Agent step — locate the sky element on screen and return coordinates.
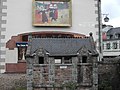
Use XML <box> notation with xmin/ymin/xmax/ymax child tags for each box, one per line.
<box><xmin>101</xmin><ymin>0</ymin><xmax>120</xmax><ymax>27</ymax></box>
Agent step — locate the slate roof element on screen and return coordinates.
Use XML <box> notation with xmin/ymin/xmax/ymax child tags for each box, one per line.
<box><xmin>104</xmin><ymin>27</ymin><xmax>120</xmax><ymax>40</ymax></box>
<box><xmin>30</xmin><ymin>37</ymin><xmax>97</xmax><ymax>56</ymax></box>
<box><xmin>107</xmin><ymin>27</ymin><xmax>120</xmax><ymax>35</ymax></box>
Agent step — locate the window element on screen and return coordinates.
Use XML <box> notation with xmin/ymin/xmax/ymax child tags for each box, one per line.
<box><xmin>115</xmin><ymin>34</ymin><xmax>118</xmax><ymax>39</ymax></box>
<box><xmin>106</xmin><ymin>43</ymin><xmax>111</xmax><ymax>49</ymax></box>
<box><xmin>110</xmin><ymin>35</ymin><xmax>113</xmax><ymax>39</ymax></box>
<box><xmin>107</xmin><ymin>35</ymin><xmax>113</xmax><ymax>39</ymax></box>
<box><xmin>82</xmin><ymin>56</ymin><xmax>87</xmax><ymax>63</ymax></box>
<box><xmin>55</xmin><ymin>57</ymin><xmax>62</xmax><ymax>64</ymax></box>
<box><xmin>107</xmin><ymin>35</ymin><xmax>110</xmax><ymax>39</ymax></box>
<box><xmin>119</xmin><ymin>42</ymin><xmax>120</xmax><ymax>49</ymax></box>
<box><xmin>113</xmin><ymin>42</ymin><xmax>117</xmax><ymax>49</ymax></box>
<box><xmin>39</xmin><ymin>57</ymin><xmax>44</xmax><ymax>64</ymax></box>
<box><xmin>118</xmin><ymin>34</ymin><xmax>120</xmax><ymax>38</ymax></box>
<box><xmin>102</xmin><ymin>43</ymin><xmax>104</xmax><ymax>50</ymax></box>
<box><xmin>64</xmin><ymin>57</ymin><xmax>72</xmax><ymax>64</ymax></box>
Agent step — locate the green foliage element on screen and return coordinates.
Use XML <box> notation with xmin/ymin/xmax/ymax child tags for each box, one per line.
<box><xmin>15</xmin><ymin>87</ymin><xmax>26</xmax><ymax>90</ymax></box>
<box><xmin>98</xmin><ymin>72</ymin><xmax>113</xmax><ymax>90</ymax></box>
<box><xmin>99</xmin><ymin>80</ymin><xmax>112</xmax><ymax>90</ymax></box>
<box><xmin>13</xmin><ymin>79</ymin><xmax>27</xmax><ymax>90</ymax></box>
<box><xmin>62</xmin><ymin>81</ymin><xmax>77</xmax><ymax>90</ymax></box>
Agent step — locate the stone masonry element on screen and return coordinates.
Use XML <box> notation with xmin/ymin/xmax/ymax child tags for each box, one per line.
<box><xmin>0</xmin><ymin>58</ymin><xmax>119</xmax><ymax>90</ymax></box>
<box><xmin>0</xmin><ymin>0</ymin><xmax>7</xmax><ymax>73</ymax></box>
<box><xmin>0</xmin><ymin>74</ymin><xmax>26</xmax><ymax>90</ymax></box>
<box><xmin>26</xmin><ymin>35</ymin><xmax>98</xmax><ymax>90</ymax></box>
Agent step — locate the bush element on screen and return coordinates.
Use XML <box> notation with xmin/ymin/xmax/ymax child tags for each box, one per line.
<box><xmin>16</xmin><ymin>87</ymin><xmax>26</xmax><ymax>90</ymax></box>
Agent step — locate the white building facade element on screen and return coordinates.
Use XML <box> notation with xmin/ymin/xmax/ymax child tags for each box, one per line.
<box><xmin>0</xmin><ymin>0</ymin><xmax>101</xmax><ymax>73</ymax></box>
<box><xmin>103</xmin><ymin>27</ymin><xmax>120</xmax><ymax>57</ymax></box>
<box><xmin>103</xmin><ymin>40</ymin><xmax>120</xmax><ymax>57</ymax></box>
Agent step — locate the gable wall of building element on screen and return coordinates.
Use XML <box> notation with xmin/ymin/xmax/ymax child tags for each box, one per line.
<box><xmin>0</xmin><ymin>0</ymin><xmax>100</xmax><ymax>73</ymax></box>
<box><xmin>0</xmin><ymin>0</ymin><xmax>7</xmax><ymax>73</ymax></box>
<box><xmin>5</xmin><ymin>0</ymin><xmax>98</xmax><ymax>41</ymax></box>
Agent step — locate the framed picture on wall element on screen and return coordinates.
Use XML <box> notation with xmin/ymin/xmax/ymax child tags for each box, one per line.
<box><xmin>32</xmin><ymin>0</ymin><xmax>72</xmax><ymax>26</ymax></box>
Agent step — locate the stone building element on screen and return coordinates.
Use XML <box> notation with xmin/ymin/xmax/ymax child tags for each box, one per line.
<box><xmin>0</xmin><ymin>0</ymin><xmax>101</xmax><ymax>73</ymax></box>
<box><xmin>5</xmin><ymin>31</ymin><xmax>85</xmax><ymax>73</ymax></box>
<box><xmin>26</xmin><ymin>33</ymin><xmax>98</xmax><ymax>90</ymax></box>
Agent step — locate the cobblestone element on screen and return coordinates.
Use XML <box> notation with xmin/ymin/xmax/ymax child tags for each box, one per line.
<box><xmin>0</xmin><ymin>74</ymin><xmax>27</xmax><ymax>90</ymax></box>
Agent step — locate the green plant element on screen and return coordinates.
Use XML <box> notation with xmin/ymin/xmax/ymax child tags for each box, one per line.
<box><xmin>14</xmin><ymin>79</ymin><xmax>27</xmax><ymax>90</ymax></box>
<box><xmin>16</xmin><ymin>87</ymin><xmax>26</xmax><ymax>90</ymax></box>
<box><xmin>62</xmin><ymin>81</ymin><xmax>77</xmax><ymax>90</ymax></box>
<box><xmin>99</xmin><ymin>73</ymin><xmax>112</xmax><ymax>90</ymax></box>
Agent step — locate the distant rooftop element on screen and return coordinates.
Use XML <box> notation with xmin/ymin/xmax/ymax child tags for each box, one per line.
<box><xmin>107</xmin><ymin>27</ymin><xmax>120</xmax><ymax>35</ymax></box>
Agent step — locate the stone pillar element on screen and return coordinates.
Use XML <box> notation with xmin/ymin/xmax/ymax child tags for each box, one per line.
<box><xmin>0</xmin><ymin>0</ymin><xmax>7</xmax><ymax>73</ymax></box>
<box><xmin>26</xmin><ymin>57</ymin><xmax>33</xmax><ymax>90</ymax></box>
<box><xmin>49</xmin><ymin>57</ymin><xmax>55</xmax><ymax>85</ymax></box>
<box><xmin>92</xmin><ymin>57</ymin><xmax>98</xmax><ymax>90</ymax></box>
<box><xmin>72</xmin><ymin>57</ymin><xmax>78</xmax><ymax>82</ymax></box>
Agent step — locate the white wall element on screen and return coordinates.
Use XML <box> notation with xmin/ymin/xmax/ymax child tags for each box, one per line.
<box><xmin>6</xmin><ymin>0</ymin><xmax>98</xmax><ymax>42</ymax></box>
<box><xmin>5</xmin><ymin>0</ymin><xmax>99</xmax><ymax>64</ymax></box>
<box><xmin>103</xmin><ymin>40</ymin><xmax>120</xmax><ymax>56</ymax></box>
<box><xmin>6</xmin><ymin>48</ymin><xmax>18</xmax><ymax>63</ymax></box>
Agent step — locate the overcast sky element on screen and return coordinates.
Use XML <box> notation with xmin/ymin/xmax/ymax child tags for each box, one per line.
<box><xmin>101</xmin><ymin>0</ymin><xmax>120</xmax><ymax>27</ymax></box>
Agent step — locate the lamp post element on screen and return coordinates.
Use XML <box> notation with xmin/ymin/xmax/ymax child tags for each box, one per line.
<box><xmin>98</xmin><ymin>0</ymin><xmax>110</xmax><ymax>61</ymax></box>
<box><xmin>98</xmin><ymin>0</ymin><xmax>103</xmax><ymax>61</ymax></box>
<box><xmin>97</xmin><ymin>0</ymin><xmax>110</xmax><ymax>60</ymax></box>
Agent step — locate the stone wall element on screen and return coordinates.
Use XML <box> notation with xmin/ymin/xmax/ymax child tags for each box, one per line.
<box><xmin>0</xmin><ymin>74</ymin><xmax>26</xmax><ymax>90</ymax></box>
<box><xmin>98</xmin><ymin>58</ymin><xmax>120</xmax><ymax>90</ymax></box>
<box><xmin>33</xmin><ymin>64</ymin><xmax>93</xmax><ymax>89</ymax></box>
<box><xmin>0</xmin><ymin>58</ymin><xmax>120</xmax><ymax>90</ymax></box>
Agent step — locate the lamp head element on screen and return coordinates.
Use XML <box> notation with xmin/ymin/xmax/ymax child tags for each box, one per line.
<box><xmin>104</xmin><ymin>16</ymin><xmax>109</xmax><ymax>22</ymax></box>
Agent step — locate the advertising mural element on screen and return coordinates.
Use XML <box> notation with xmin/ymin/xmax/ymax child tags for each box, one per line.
<box><xmin>32</xmin><ymin>0</ymin><xmax>72</xmax><ymax>26</ymax></box>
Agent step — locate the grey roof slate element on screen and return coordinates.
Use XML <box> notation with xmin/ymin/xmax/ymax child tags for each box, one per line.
<box><xmin>107</xmin><ymin>27</ymin><xmax>120</xmax><ymax>35</ymax></box>
<box><xmin>30</xmin><ymin>37</ymin><xmax>97</xmax><ymax>56</ymax></box>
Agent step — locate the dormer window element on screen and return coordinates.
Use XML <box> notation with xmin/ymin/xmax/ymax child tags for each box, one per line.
<box><xmin>39</xmin><ymin>57</ymin><xmax>44</xmax><ymax>64</ymax></box>
<box><xmin>106</xmin><ymin>35</ymin><xmax>110</xmax><ymax>39</ymax></box>
<box><xmin>118</xmin><ymin>34</ymin><xmax>120</xmax><ymax>39</ymax></box>
<box><xmin>115</xmin><ymin>34</ymin><xmax>118</xmax><ymax>39</ymax></box>
<box><xmin>82</xmin><ymin>56</ymin><xmax>87</xmax><ymax>63</ymax></box>
<box><xmin>110</xmin><ymin>35</ymin><xmax>113</xmax><ymax>39</ymax></box>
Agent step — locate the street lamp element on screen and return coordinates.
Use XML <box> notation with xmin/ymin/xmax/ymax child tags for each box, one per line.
<box><xmin>98</xmin><ymin>0</ymin><xmax>110</xmax><ymax>61</ymax></box>
<box><xmin>103</xmin><ymin>14</ymin><xmax>109</xmax><ymax>22</ymax></box>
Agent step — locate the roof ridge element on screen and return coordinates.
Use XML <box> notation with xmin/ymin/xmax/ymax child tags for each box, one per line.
<box><xmin>32</xmin><ymin>36</ymin><xmax>90</xmax><ymax>39</ymax></box>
